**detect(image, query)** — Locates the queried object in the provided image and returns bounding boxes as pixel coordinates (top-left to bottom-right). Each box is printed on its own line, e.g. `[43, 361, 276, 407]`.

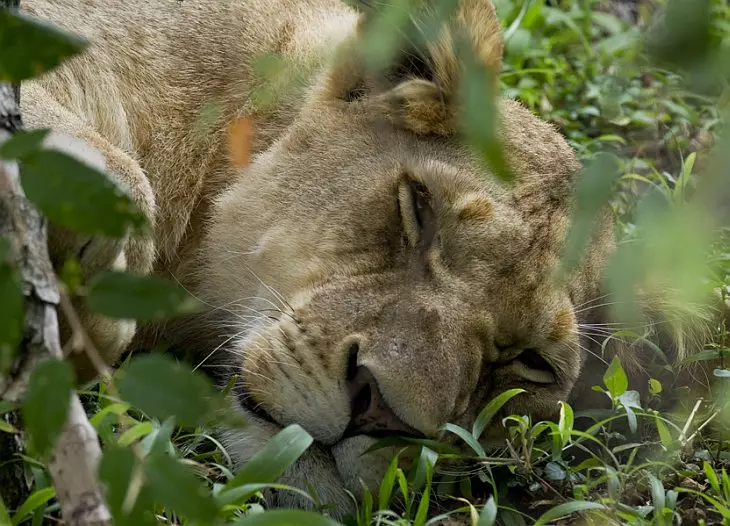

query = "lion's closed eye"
[397, 174, 437, 250]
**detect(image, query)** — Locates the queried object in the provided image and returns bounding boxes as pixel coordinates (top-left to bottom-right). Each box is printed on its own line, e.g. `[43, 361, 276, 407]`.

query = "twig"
[0, 80, 112, 524]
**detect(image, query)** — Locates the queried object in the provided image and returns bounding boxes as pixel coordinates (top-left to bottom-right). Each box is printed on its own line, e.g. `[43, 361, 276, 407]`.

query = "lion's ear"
[325, 0, 504, 136]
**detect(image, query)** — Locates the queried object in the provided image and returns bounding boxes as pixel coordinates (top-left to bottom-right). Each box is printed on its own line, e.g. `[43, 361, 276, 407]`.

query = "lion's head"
[189, 0, 616, 515]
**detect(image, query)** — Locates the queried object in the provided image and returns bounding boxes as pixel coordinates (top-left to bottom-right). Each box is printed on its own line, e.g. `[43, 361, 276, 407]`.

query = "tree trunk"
[0, 8, 31, 504]
[0, 2, 112, 523]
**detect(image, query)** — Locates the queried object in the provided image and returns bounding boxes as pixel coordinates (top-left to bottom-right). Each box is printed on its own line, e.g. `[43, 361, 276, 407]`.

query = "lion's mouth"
[233, 373, 426, 444]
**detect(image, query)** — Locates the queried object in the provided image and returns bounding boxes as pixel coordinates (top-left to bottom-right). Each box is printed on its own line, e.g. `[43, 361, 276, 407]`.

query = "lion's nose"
[344, 364, 424, 439]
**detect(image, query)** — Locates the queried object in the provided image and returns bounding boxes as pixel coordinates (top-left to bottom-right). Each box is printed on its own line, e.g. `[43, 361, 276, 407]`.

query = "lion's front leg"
[21, 83, 156, 380]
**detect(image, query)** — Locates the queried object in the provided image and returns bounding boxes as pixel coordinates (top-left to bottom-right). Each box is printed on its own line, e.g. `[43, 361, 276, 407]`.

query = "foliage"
[0, 0, 729, 525]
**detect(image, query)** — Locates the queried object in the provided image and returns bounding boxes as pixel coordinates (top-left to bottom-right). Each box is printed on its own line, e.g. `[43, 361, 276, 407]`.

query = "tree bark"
[0, 2, 112, 524]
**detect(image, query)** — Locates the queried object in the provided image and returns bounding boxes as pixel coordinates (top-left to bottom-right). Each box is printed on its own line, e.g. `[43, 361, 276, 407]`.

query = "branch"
[0, 80, 112, 525]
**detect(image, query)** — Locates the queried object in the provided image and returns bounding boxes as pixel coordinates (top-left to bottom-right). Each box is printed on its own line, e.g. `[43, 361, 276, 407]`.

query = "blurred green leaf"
[358, 0, 416, 74]
[472, 388, 526, 440]
[0, 129, 49, 160]
[0, 9, 87, 82]
[215, 482, 312, 508]
[22, 358, 74, 456]
[603, 357, 628, 400]
[87, 271, 203, 322]
[20, 150, 146, 238]
[559, 153, 620, 275]
[0, 237, 23, 374]
[458, 36, 512, 182]
[118, 354, 219, 428]
[647, 0, 712, 69]
[222, 424, 313, 491]
[558, 401, 574, 448]
[144, 450, 219, 523]
[98, 446, 156, 526]
[118, 421, 154, 447]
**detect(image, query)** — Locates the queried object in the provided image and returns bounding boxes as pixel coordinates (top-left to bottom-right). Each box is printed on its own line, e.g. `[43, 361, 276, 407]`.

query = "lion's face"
[194, 0, 614, 513]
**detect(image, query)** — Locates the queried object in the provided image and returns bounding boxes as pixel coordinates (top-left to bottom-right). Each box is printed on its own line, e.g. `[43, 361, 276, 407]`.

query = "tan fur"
[19, 0, 724, 517]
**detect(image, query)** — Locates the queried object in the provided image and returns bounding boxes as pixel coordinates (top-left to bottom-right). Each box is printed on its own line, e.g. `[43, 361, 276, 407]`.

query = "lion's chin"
[219, 419, 394, 519]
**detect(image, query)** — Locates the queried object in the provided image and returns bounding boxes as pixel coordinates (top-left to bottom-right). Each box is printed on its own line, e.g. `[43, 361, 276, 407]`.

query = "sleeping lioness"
[18, 0, 723, 517]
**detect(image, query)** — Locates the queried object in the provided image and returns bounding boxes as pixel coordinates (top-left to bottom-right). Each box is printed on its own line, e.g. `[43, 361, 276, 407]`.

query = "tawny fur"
[19, 0, 725, 517]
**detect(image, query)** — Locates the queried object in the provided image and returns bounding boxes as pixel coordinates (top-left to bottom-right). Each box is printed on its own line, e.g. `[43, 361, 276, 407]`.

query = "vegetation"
[1, 0, 730, 524]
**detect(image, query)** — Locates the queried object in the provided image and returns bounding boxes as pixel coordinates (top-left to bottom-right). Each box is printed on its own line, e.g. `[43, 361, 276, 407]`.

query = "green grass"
[2, 0, 730, 525]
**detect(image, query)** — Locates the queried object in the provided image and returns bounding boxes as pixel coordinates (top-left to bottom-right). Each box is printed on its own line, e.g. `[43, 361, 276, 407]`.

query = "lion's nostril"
[344, 365, 425, 439]
[346, 342, 360, 382]
[351, 382, 372, 419]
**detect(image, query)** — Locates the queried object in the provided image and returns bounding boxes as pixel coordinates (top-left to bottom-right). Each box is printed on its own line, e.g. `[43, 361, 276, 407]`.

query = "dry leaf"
[227, 117, 254, 169]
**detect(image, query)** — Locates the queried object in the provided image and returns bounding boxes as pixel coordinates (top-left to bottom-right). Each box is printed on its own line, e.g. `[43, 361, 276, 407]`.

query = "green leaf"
[654, 413, 673, 448]
[22, 358, 74, 456]
[118, 421, 155, 447]
[472, 388, 526, 440]
[617, 390, 641, 434]
[0, 416, 17, 433]
[378, 454, 399, 511]
[234, 509, 343, 526]
[20, 150, 146, 238]
[603, 356, 628, 400]
[11, 487, 55, 526]
[223, 424, 313, 491]
[0, 129, 50, 160]
[0, 9, 87, 82]
[362, 435, 460, 456]
[440, 423, 486, 457]
[534, 501, 606, 526]
[144, 450, 219, 523]
[0, 495, 11, 526]
[98, 446, 155, 526]
[705, 461, 721, 494]
[478, 496, 498, 526]
[360, 486, 373, 526]
[649, 378, 663, 395]
[413, 468, 432, 526]
[557, 401, 574, 448]
[648, 473, 666, 511]
[544, 461, 567, 481]
[411, 446, 438, 494]
[397, 468, 409, 505]
[215, 483, 312, 508]
[87, 271, 203, 322]
[681, 349, 730, 364]
[0, 238, 23, 374]
[118, 353, 218, 427]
